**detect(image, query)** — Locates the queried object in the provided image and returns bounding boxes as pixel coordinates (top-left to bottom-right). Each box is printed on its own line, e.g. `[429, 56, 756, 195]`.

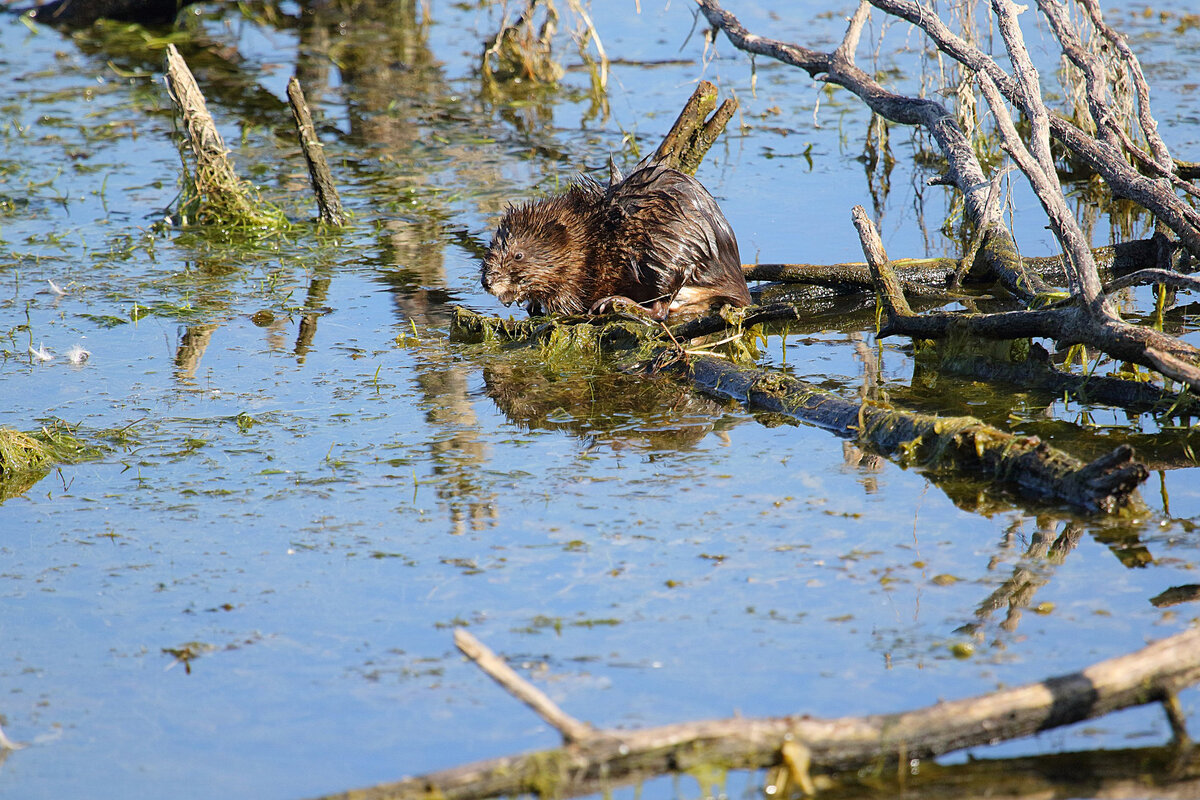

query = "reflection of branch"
[323, 627, 1200, 800]
[963, 520, 1082, 637]
[174, 323, 218, 381]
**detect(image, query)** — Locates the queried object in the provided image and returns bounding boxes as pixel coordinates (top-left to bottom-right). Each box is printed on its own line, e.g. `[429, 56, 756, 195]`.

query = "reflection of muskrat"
[481, 163, 753, 319]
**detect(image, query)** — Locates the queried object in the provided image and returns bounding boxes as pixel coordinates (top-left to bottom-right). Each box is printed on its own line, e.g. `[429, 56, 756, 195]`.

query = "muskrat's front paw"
[589, 295, 648, 316]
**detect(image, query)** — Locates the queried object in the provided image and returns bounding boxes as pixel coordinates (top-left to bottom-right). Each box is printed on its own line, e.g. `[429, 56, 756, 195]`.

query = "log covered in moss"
[450, 306, 1147, 513]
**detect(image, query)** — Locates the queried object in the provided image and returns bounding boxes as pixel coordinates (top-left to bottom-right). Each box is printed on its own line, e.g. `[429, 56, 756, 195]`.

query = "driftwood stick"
[454, 629, 593, 744]
[164, 45, 232, 189]
[851, 205, 911, 317]
[163, 44, 282, 228]
[286, 76, 346, 226]
[317, 626, 1200, 800]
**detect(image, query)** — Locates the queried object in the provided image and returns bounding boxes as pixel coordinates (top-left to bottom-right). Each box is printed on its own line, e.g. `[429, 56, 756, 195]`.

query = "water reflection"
[958, 516, 1083, 639]
[483, 362, 731, 452]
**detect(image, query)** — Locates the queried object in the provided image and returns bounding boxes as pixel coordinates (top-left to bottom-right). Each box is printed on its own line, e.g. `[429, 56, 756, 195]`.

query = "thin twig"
[454, 629, 593, 744]
[1103, 269, 1200, 296]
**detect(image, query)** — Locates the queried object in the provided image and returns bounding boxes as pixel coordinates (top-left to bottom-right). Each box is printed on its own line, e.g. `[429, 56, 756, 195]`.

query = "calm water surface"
[2, 1, 1200, 798]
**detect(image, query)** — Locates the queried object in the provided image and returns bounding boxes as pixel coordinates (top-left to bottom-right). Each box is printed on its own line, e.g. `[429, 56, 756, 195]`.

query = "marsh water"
[2, 1, 1200, 798]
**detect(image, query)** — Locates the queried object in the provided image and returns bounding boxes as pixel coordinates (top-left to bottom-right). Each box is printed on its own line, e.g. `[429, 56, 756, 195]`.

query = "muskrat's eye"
[512, 251, 525, 262]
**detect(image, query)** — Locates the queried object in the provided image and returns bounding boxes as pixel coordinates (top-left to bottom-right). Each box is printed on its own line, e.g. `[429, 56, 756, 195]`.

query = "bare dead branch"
[868, 0, 1200, 256]
[695, 0, 1052, 301]
[454, 629, 593, 744]
[286, 76, 346, 226]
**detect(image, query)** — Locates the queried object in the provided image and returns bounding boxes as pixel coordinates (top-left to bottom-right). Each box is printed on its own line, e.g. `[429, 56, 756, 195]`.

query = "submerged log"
[315, 626, 1200, 800]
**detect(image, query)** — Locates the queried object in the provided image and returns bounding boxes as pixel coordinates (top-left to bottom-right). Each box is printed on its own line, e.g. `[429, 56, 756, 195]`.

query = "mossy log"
[451, 307, 1146, 513]
[315, 626, 1200, 800]
[686, 354, 1145, 513]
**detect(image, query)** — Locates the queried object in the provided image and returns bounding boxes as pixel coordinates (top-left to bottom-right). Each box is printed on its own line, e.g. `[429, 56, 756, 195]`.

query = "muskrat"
[481, 162, 752, 319]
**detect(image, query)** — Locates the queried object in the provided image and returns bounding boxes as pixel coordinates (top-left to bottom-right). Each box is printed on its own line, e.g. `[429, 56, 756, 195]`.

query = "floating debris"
[47, 278, 67, 296]
[29, 343, 53, 362]
[66, 343, 91, 365]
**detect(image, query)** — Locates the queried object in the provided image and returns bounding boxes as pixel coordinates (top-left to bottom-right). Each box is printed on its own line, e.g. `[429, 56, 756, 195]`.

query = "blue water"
[2, 2, 1200, 798]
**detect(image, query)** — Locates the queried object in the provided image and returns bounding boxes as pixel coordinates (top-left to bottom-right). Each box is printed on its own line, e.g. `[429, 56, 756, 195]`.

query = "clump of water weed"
[0, 421, 102, 500]
[163, 44, 288, 232]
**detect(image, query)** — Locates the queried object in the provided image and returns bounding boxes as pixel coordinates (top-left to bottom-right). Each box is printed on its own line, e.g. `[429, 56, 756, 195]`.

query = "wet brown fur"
[481, 164, 752, 318]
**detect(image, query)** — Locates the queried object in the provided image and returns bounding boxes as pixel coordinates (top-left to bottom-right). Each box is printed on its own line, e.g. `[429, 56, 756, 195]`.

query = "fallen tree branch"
[868, 0, 1200, 257]
[742, 237, 1185, 295]
[698, 0, 1200, 390]
[316, 625, 1200, 800]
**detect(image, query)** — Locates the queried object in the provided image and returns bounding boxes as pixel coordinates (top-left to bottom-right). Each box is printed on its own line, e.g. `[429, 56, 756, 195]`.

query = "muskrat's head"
[481, 197, 583, 315]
